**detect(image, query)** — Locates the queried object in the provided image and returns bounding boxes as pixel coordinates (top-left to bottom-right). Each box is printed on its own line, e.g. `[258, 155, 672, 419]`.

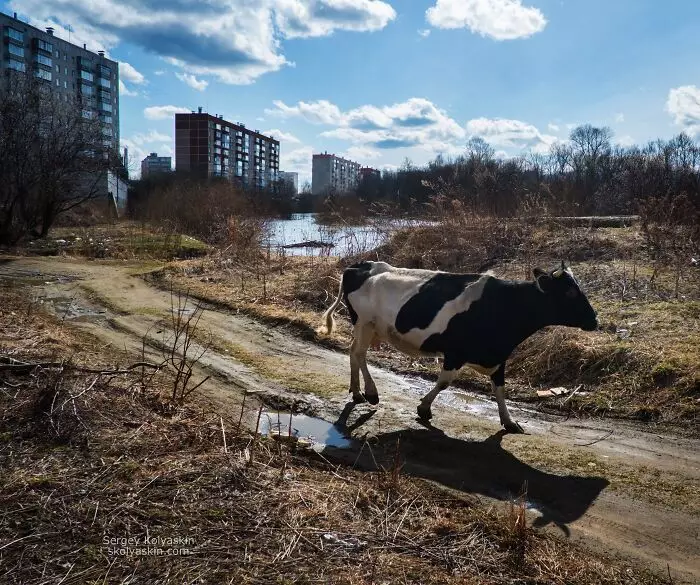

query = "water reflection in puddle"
[259, 411, 352, 448]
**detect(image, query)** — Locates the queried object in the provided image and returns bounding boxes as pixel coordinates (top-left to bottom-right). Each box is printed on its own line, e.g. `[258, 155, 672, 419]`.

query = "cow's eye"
[566, 287, 579, 299]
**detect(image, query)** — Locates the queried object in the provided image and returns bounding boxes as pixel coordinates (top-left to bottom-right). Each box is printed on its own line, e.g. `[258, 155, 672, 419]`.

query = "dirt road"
[2, 256, 698, 582]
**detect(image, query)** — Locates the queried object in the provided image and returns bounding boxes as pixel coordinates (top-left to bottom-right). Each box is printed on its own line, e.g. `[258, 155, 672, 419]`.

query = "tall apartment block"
[0, 11, 120, 153]
[312, 153, 361, 196]
[175, 109, 279, 190]
[141, 152, 172, 178]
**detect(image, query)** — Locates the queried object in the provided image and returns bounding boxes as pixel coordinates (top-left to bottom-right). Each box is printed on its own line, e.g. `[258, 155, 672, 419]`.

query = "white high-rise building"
[278, 171, 298, 194]
[312, 152, 360, 196]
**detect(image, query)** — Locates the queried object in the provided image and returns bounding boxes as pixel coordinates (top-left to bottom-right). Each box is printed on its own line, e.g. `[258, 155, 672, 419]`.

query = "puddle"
[38, 294, 108, 321]
[259, 411, 352, 448]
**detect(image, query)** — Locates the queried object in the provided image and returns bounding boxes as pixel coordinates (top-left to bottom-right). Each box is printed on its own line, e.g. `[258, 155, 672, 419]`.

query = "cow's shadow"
[326, 403, 609, 534]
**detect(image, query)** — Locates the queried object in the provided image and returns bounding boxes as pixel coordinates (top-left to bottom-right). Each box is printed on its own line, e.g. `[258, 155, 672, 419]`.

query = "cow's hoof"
[364, 392, 379, 406]
[417, 405, 432, 420]
[351, 393, 366, 404]
[503, 420, 525, 434]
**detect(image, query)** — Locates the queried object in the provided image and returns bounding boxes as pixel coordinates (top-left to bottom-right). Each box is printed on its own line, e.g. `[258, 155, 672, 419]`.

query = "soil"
[1, 255, 698, 583]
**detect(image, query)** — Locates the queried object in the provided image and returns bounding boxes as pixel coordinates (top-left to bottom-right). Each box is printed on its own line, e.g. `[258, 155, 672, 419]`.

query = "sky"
[4, 0, 700, 184]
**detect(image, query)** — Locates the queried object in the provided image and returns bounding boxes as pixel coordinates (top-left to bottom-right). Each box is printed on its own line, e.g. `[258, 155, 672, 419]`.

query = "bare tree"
[0, 74, 119, 244]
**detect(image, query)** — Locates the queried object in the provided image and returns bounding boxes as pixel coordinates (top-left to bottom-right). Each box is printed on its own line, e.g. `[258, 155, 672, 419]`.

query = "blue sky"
[5, 0, 700, 183]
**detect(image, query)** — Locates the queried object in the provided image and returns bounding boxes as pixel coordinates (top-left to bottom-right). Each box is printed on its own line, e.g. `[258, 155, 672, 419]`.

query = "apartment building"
[312, 153, 361, 196]
[175, 109, 280, 190]
[141, 152, 172, 178]
[0, 11, 120, 153]
[278, 171, 299, 194]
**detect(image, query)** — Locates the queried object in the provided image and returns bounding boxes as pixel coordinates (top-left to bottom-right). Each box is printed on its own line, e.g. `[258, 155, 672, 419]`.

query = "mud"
[1, 255, 698, 582]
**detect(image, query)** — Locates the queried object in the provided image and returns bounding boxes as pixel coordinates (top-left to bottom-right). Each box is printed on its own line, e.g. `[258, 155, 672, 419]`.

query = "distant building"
[0, 10, 120, 153]
[278, 171, 299, 194]
[175, 108, 279, 190]
[312, 152, 361, 196]
[141, 152, 172, 178]
[359, 167, 381, 180]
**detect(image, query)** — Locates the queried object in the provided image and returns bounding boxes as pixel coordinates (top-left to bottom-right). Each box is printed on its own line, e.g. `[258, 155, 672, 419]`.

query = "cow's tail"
[320, 277, 344, 336]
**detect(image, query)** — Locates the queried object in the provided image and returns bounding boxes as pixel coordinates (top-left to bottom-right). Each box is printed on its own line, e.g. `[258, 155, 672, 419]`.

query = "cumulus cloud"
[275, 0, 396, 38]
[666, 85, 700, 136]
[547, 122, 560, 133]
[263, 129, 301, 143]
[120, 61, 146, 85]
[426, 0, 547, 40]
[343, 146, 381, 161]
[615, 135, 635, 147]
[119, 79, 138, 97]
[175, 72, 209, 91]
[418, 29, 431, 38]
[12, 0, 395, 85]
[266, 99, 344, 125]
[614, 112, 625, 123]
[465, 117, 557, 153]
[144, 105, 191, 120]
[269, 97, 465, 152]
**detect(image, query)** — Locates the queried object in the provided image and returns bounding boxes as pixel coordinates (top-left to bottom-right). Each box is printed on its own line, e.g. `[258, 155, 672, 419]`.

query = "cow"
[321, 260, 598, 433]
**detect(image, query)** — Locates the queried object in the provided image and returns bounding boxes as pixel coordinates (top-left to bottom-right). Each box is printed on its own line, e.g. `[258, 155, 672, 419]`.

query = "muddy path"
[1, 256, 699, 582]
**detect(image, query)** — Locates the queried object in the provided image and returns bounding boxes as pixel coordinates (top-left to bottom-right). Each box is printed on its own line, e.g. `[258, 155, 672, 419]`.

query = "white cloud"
[144, 105, 192, 120]
[129, 130, 173, 146]
[418, 29, 431, 38]
[175, 72, 209, 91]
[12, 0, 395, 85]
[547, 122, 560, 132]
[154, 70, 166, 76]
[281, 145, 314, 184]
[615, 135, 635, 147]
[275, 0, 396, 38]
[614, 112, 625, 123]
[666, 85, 700, 136]
[263, 129, 301, 143]
[466, 117, 557, 153]
[343, 146, 381, 162]
[267, 99, 345, 125]
[119, 79, 138, 97]
[426, 0, 547, 40]
[120, 61, 146, 85]
[269, 97, 465, 152]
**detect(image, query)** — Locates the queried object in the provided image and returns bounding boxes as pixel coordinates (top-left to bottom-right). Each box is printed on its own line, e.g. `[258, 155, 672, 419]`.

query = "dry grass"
[0, 284, 667, 584]
[156, 214, 699, 424]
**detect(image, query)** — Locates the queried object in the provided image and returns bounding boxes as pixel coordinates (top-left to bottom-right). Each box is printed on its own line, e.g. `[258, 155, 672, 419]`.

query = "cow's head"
[533, 261, 598, 331]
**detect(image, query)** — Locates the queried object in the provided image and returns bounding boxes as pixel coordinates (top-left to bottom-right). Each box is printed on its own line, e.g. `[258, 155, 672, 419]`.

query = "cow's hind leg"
[491, 364, 524, 433]
[417, 367, 458, 420]
[349, 323, 378, 404]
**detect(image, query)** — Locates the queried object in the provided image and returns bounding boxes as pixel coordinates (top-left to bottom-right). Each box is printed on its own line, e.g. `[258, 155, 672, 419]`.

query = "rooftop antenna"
[67, 24, 72, 43]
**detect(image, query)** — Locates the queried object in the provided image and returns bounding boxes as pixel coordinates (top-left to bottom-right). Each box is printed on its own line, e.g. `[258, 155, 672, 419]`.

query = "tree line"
[352, 126, 700, 218]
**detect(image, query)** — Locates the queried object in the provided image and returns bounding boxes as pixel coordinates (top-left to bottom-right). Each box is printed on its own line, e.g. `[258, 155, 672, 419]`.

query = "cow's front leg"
[491, 364, 524, 433]
[417, 367, 458, 420]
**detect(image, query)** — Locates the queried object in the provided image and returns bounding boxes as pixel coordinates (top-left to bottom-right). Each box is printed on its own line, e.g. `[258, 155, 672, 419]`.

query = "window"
[99, 102, 112, 113]
[6, 28, 23, 42]
[80, 83, 94, 95]
[55, 49, 60, 58]
[35, 69, 52, 81]
[56, 79, 60, 87]
[8, 59, 26, 72]
[56, 64, 60, 72]
[98, 77, 111, 88]
[8, 43, 24, 58]
[82, 110, 93, 119]
[80, 70, 94, 82]
[100, 115, 113, 124]
[64, 81, 67, 88]
[37, 39, 53, 53]
[99, 65, 111, 77]
[34, 53, 52, 67]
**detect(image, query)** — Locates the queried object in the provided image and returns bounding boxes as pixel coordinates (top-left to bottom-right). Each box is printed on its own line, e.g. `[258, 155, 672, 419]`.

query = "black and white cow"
[321, 260, 598, 433]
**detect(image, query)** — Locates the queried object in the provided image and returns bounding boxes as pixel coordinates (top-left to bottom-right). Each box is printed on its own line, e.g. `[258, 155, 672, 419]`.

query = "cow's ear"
[533, 268, 548, 292]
